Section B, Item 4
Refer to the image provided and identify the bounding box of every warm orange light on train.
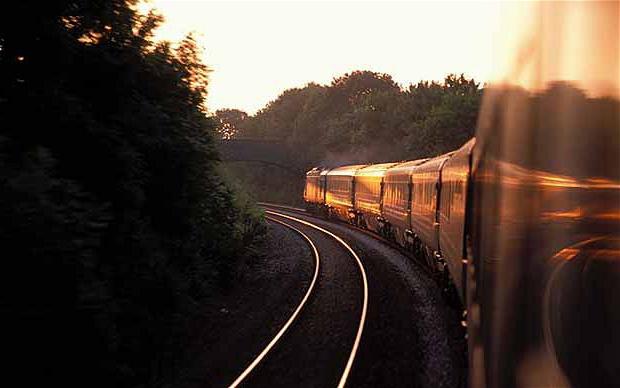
[491,1,619,99]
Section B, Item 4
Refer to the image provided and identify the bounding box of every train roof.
[327,164,368,177]
[411,151,455,174]
[442,138,476,177]
[355,162,400,177]
[306,167,324,177]
[461,137,476,152]
[447,137,476,158]
[385,158,429,176]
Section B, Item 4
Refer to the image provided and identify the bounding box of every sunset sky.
[142,1,504,114]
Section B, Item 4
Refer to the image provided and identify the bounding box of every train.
[303,139,474,301]
[305,124,619,387]
[303,4,619,387]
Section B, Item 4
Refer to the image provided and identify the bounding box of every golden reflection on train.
[325,164,367,220]
[470,1,619,388]
[552,244,620,264]
[489,1,619,99]
[354,163,398,232]
[487,160,620,226]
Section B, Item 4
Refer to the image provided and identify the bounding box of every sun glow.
[140,0,504,114]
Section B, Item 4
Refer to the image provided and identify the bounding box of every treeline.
[0,1,261,387]
[216,71,482,204]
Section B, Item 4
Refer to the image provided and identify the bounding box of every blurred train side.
[469,89,620,387]
[466,2,620,387]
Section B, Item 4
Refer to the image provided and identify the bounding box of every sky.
[143,0,506,114]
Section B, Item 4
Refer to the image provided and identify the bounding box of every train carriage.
[438,138,476,300]
[303,167,323,206]
[382,159,428,246]
[466,3,620,386]
[409,152,454,263]
[325,164,367,222]
[320,168,330,201]
[354,163,398,233]
[304,167,329,212]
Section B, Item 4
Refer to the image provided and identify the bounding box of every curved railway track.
[254,204,467,388]
[228,211,369,388]
[259,203,436,280]
[228,215,321,387]
[207,204,467,387]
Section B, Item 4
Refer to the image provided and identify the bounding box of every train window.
[392,184,397,205]
[442,180,452,219]
[449,181,454,217]
[416,179,431,211]
[456,181,463,209]
[387,180,407,209]
[393,184,398,205]
[427,180,434,209]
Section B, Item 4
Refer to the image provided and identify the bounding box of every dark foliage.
[215,108,249,140]
[0,1,259,386]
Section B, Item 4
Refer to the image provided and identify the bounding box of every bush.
[0,1,257,386]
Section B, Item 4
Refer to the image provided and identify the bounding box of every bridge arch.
[216,139,306,175]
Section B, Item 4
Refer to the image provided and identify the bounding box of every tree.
[330,70,401,106]
[403,74,482,157]
[215,108,249,139]
[0,1,258,387]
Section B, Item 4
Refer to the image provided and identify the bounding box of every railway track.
[228,211,369,388]
[259,203,437,280]
[254,204,467,387]
[213,204,466,387]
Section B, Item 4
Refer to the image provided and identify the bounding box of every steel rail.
[256,201,307,213]
[261,204,437,280]
[228,216,320,388]
[265,210,369,388]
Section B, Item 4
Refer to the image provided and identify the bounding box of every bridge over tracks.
[216,139,307,176]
